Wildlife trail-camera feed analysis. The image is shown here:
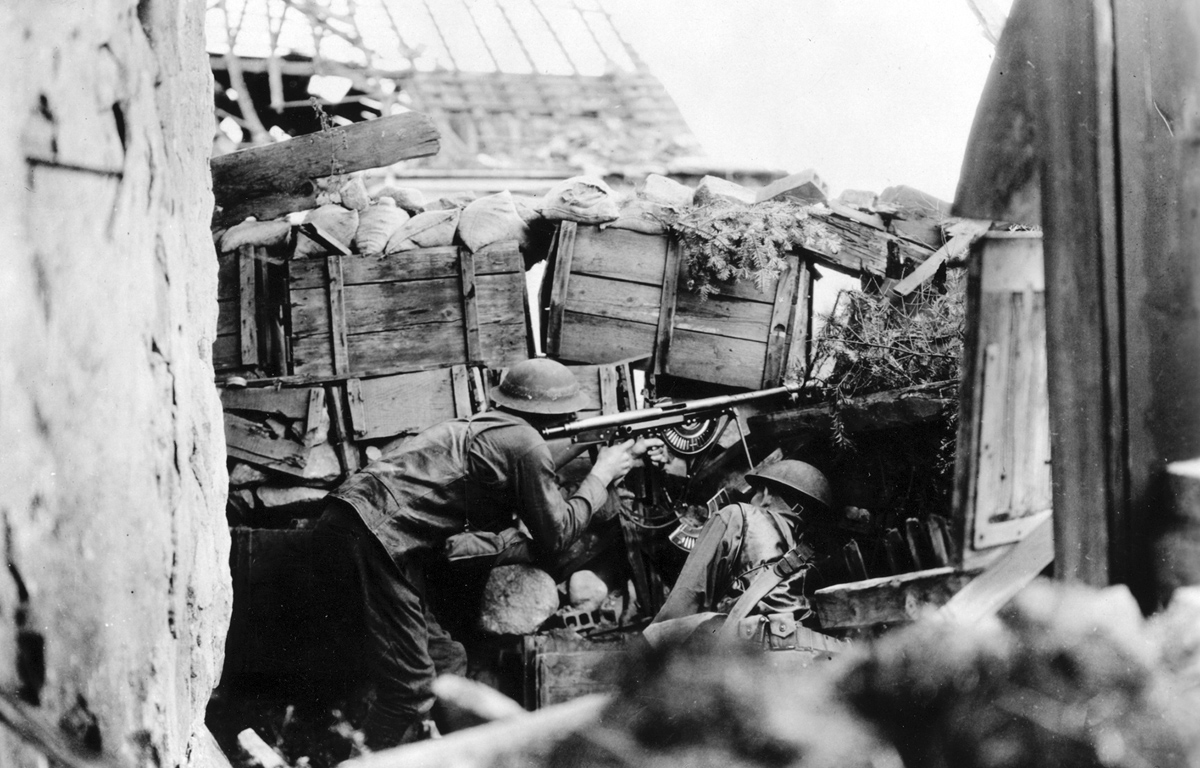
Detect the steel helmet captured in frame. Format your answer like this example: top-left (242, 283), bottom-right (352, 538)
top-left (491, 358), bottom-right (590, 415)
top-left (745, 460), bottom-right (832, 512)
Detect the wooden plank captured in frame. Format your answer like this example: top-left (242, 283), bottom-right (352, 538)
top-left (460, 249), bottom-right (482, 363)
top-left (569, 225), bottom-right (667, 286)
top-left (223, 413), bottom-right (331, 478)
top-left (969, 236), bottom-right (1053, 550)
top-left (303, 388), bottom-right (326, 447)
top-left (761, 256), bottom-right (800, 387)
top-left (666, 330), bottom-right (767, 391)
top-left (211, 112), bottom-right (440, 227)
top-left (788, 265), bottom-right (815, 381)
top-left (749, 381), bottom-right (958, 440)
top-left (812, 566), bottom-right (980, 630)
top-left (598, 365), bottom-right (618, 415)
top-left (556, 312), bottom-right (657, 366)
top-left (291, 274), bottom-right (527, 341)
top-left (291, 318), bottom-right (529, 379)
top-left (565, 274), bottom-right (661, 326)
top-left (937, 515), bottom-right (1054, 624)
top-left (289, 246), bottom-right (518, 290)
top-left (348, 370), bottom-right (464, 440)
top-left (220, 386), bottom-right (318, 420)
top-left (652, 236), bottom-right (683, 376)
top-left (546, 222), bottom-right (578, 357)
top-left (345, 378), bottom-right (367, 439)
top-left (239, 247), bottom-right (259, 366)
top-left (889, 220), bottom-right (991, 298)
top-left (805, 209), bottom-right (934, 278)
top-left (326, 254), bottom-right (351, 375)
top-left (451, 365), bottom-right (472, 419)
top-left (1110, 0), bottom-right (1200, 600)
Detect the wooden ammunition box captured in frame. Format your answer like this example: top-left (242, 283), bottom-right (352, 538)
top-left (544, 223), bottom-right (810, 391)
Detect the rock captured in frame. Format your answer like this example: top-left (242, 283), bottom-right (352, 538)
top-left (568, 570), bottom-right (609, 612)
top-left (478, 565), bottom-right (559, 635)
top-left (229, 462), bottom-right (268, 488)
top-left (693, 175), bottom-right (757, 207)
top-left (338, 174), bottom-right (371, 211)
top-left (837, 189), bottom-right (879, 209)
top-left (755, 169), bottom-right (829, 205)
top-left (640, 173), bottom-right (694, 207)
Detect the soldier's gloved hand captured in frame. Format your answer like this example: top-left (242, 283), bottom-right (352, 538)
top-left (591, 439), bottom-right (637, 485)
top-left (632, 436), bottom-right (669, 467)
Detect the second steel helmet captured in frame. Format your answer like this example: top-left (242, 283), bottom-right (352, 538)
top-left (491, 358), bottom-right (590, 415)
top-left (745, 459), bottom-right (832, 512)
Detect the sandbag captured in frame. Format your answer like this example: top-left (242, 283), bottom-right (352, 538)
top-left (218, 218), bottom-right (292, 253)
top-left (427, 193), bottom-right (476, 211)
top-left (337, 174), bottom-right (371, 211)
top-left (640, 173), bottom-right (694, 208)
top-left (540, 175), bottom-right (620, 224)
top-left (383, 208), bottom-right (460, 253)
top-left (458, 190), bottom-right (528, 252)
top-left (294, 205), bottom-right (359, 258)
top-left (606, 198), bottom-right (669, 235)
top-left (373, 186), bottom-right (427, 215)
top-left (353, 198), bottom-right (410, 255)
top-left (693, 175), bottom-right (756, 206)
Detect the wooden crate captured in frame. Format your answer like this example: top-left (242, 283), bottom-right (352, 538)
top-left (288, 241), bottom-right (532, 378)
top-left (545, 223), bottom-right (811, 391)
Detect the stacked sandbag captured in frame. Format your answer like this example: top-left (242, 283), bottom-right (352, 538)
top-left (384, 208), bottom-right (461, 253)
top-left (294, 204), bottom-right (360, 258)
top-left (218, 218), bottom-right (292, 253)
top-left (353, 198), bottom-right (410, 255)
top-left (373, 186), bottom-right (426, 215)
top-left (541, 175), bottom-right (621, 224)
top-left (458, 191), bottom-right (529, 252)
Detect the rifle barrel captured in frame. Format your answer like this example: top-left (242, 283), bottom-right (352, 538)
top-left (541, 383), bottom-right (799, 440)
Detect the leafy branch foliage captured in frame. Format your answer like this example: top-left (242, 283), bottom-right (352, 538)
top-left (660, 200), bottom-right (841, 299)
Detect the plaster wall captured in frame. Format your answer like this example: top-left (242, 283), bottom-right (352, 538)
top-left (0, 0), bottom-right (231, 765)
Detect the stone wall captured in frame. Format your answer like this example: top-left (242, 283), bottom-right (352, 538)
top-left (0, 1), bottom-right (231, 766)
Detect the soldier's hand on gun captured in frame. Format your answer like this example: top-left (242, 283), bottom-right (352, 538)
top-left (632, 436), bottom-right (668, 467)
top-left (592, 439), bottom-right (638, 485)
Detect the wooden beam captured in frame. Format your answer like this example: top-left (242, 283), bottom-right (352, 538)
top-left (211, 112), bottom-right (440, 227)
top-left (888, 219), bottom-right (990, 298)
top-left (804, 208), bottom-right (934, 278)
top-left (937, 514), bottom-right (1054, 624)
top-left (748, 380), bottom-right (957, 441)
top-left (1029, 0), bottom-right (1119, 588)
top-left (812, 566), bottom-right (981, 631)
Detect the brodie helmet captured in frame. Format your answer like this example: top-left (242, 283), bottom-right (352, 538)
top-left (490, 358), bottom-right (590, 415)
top-left (745, 460), bottom-right (832, 512)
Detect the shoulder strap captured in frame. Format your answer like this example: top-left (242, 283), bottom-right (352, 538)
top-left (716, 538), bottom-right (813, 643)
